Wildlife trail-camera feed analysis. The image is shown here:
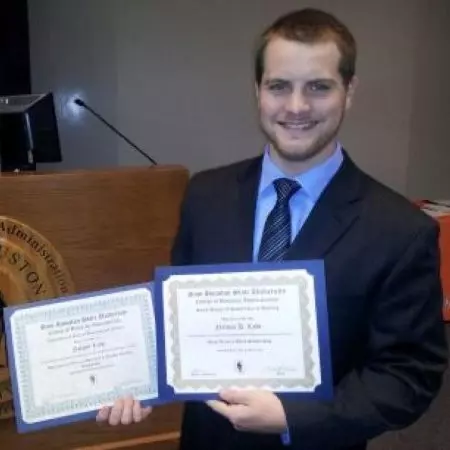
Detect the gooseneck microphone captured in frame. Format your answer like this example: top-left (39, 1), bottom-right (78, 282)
top-left (73, 98), bottom-right (157, 165)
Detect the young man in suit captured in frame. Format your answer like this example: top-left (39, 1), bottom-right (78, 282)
top-left (97, 8), bottom-right (448, 450)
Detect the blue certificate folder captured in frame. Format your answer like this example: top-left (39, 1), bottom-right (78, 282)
top-left (4, 260), bottom-right (333, 433)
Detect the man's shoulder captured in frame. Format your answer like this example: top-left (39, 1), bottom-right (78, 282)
top-left (188, 156), bottom-right (261, 192)
top-left (360, 170), bottom-right (437, 232)
top-left (192, 156), bottom-right (261, 181)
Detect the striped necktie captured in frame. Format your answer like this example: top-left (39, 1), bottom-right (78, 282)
top-left (258, 178), bottom-right (300, 261)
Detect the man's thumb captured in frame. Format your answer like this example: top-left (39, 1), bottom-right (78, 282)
top-left (219, 389), bottom-right (251, 405)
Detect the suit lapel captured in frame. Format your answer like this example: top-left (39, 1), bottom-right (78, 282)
top-left (286, 153), bottom-right (365, 260)
top-left (233, 156), bottom-right (263, 262)
top-left (230, 152), bottom-right (365, 262)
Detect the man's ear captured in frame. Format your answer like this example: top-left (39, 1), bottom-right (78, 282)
top-left (255, 82), bottom-right (261, 100)
top-left (345, 75), bottom-right (358, 110)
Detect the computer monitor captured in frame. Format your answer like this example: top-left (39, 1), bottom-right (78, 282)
top-left (0, 92), bottom-right (62, 171)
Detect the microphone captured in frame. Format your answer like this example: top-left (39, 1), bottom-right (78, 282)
top-left (73, 98), bottom-right (157, 165)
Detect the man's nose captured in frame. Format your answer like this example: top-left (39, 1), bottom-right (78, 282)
top-left (286, 90), bottom-right (310, 113)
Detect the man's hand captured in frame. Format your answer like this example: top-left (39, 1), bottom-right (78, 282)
top-left (96, 396), bottom-right (152, 426)
top-left (207, 389), bottom-right (288, 434)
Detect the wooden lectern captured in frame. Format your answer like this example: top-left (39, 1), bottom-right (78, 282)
top-left (0, 165), bottom-right (189, 450)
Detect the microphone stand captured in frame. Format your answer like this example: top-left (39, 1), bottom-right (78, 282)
top-left (74, 98), bottom-right (157, 165)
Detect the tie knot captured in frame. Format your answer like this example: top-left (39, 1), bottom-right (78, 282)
top-left (273, 178), bottom-right (300, 202)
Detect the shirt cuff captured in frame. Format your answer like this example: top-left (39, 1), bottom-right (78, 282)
top-left (281, 428), bottom-right (291, 446)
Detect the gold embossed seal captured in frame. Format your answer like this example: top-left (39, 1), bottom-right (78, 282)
top-left (0, 216), bottom-right (75, 419)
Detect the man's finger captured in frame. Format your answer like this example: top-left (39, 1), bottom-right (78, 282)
top-left (96, 406), bottom-right (111, 423)
top-left (108, 398), bottom-right (124, 426)
top-left (206, 400), bottom-right (233, 419)
top-left (120, 396), bottom-right (134, 425)
top-left (132, 400), bottom-right (143, 422)
top-left (141, 406), bottom-right (153, 420)
top-left (219, 389), bottom-right (252, 405)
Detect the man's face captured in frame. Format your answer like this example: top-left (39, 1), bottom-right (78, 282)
top-left (256, 38), bottom-right (356, 173)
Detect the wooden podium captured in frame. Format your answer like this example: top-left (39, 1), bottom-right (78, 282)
top-left (0, 166), bottom-right (189, 449)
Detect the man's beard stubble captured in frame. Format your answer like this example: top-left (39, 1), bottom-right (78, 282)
top-left (263, 110), bottom-right (345, 165)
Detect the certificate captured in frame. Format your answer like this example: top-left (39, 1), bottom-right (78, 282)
top-left (4, 284), bottom-right (159, 433)
top-left (154, 260), bottom-right (332, 403)
top-left (5, 260), bottom-right (332, 433)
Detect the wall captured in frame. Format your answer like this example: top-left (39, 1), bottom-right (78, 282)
top-left (28, 0), bottom-right (119, 168)
top-left (406, 0), bottom-right (450, 199)
top-left (27, 0), bottom-right (450, 197)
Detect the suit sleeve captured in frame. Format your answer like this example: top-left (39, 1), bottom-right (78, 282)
top-left (282, 222), bottom-right (448, 449)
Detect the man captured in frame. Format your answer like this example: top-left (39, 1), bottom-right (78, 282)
top-left (97, 8), bottom-right (448, 450)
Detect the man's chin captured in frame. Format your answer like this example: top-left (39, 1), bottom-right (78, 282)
top-left (275, 146), bottom-right (318, 163)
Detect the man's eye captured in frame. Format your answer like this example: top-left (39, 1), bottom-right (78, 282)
top-left (308, 82), bottom-right (330, 92)
top-left (268, 83), bottom-right (288, 92)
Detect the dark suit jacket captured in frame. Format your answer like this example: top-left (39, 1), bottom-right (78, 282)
top-left (171, 152), bottom-right (448, 450)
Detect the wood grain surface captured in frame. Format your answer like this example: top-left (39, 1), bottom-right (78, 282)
top-left (0, 165), bottom-right (188, 449)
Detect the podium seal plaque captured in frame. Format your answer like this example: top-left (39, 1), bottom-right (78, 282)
top-left (0, 216), bottom-right (75, 419)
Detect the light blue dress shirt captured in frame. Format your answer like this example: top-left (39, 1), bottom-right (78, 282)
top-left (252, 143), bottom-right (343, 445)
top-left (253, 144), bottom-right (344, 261)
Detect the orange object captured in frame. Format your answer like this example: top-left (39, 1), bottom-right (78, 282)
top-left (416, 200), bottom-right (450, 321)
top-left (437, 214), bottom-right (450, 321)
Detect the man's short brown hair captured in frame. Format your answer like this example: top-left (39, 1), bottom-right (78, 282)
top-left (255, 8), bottom-right (357, 87)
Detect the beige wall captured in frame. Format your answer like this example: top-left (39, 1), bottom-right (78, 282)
top-left (406, 0), bottom-right (450, 198)
top-left (28, 0), bottom-right (450, 198)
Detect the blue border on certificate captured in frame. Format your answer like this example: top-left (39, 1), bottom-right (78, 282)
top-left (4, 283), bottom-right (159, 433)
top-left (153, 260), bottom-right (333, 403)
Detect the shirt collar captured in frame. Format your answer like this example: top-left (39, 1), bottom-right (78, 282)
top-left (259, 143), bottom-right (344, 201)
